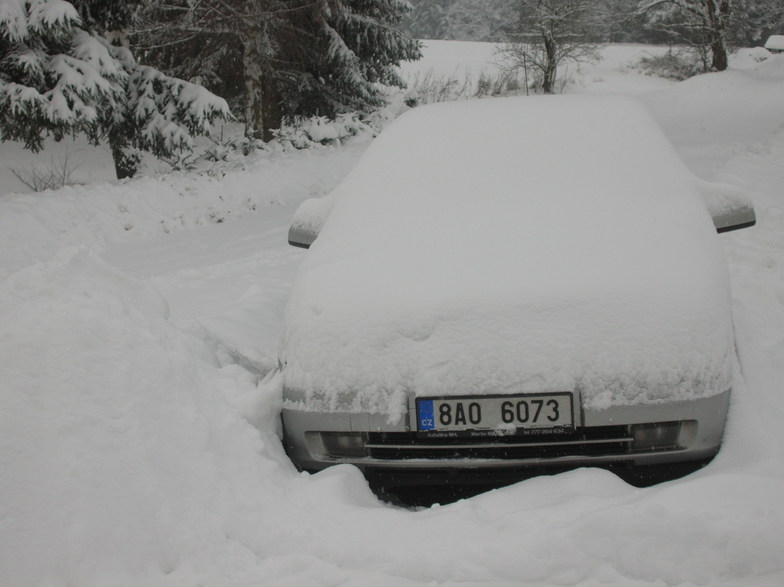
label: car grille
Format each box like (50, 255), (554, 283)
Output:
(360, 426), (634, 461)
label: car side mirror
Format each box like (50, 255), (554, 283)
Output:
(699, 182), (756, 233)
(287, 194), (336, 249)
(288, 222), (318, 249)
(712, 201), (756, 233)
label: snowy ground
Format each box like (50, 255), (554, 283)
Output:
(2, 41), (784, 586)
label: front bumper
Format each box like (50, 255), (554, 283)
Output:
(281, 389), (730, 474)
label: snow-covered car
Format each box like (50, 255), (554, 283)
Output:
(764, 35), (784, 53)
(279, 96), (755, 488)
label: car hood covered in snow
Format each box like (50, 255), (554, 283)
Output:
(281, 96), (735, 418)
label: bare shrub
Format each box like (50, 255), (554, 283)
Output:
(9, 152), (82, 192)
(405, 70), (474, 106)
(475, 70), (524, 97)
(636, 48), (704, 81)
(499, 0), (603, 94)
(405, 68), (526, 107)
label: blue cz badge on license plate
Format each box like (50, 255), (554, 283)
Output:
(417, 399), (435, 430)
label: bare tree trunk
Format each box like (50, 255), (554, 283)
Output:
(542, 31), (558, 93)
(242, 33), (265, 140)
(705, 0), (731, 71)
(109, 136), (140, 180)
(241, 23), (284, 142)
(261, 74), (282, 142)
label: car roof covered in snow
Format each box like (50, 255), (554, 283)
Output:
(282, 96), (734, 418)
(765, 35), (784, 51)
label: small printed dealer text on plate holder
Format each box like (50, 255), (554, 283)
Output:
(415, 393), (575, 437)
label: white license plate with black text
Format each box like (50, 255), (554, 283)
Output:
(416, 393), (574, 433)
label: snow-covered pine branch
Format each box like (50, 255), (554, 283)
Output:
(127, 64), (231, 156)
(0, 0), (232, 178)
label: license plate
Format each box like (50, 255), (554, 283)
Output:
(416, 393), (574, 433)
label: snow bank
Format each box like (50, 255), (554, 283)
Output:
(1, 245), (778, 587)
(283, 95), (734, 414)
(0, 247), (294, 586)
(640, 54), (784, 177)
(2, 245), (781, 587)
(0, 144), (365, 278)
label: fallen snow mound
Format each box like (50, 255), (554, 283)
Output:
(0, 247), (301, 586)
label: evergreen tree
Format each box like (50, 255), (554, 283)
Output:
(135, 0), (421, 142)
(282, 0), (422, 121)
(731, 0), (784, 46)
(136, 0), (286, 142)
(0, 0), (231, 179)
(594, 0), (651, 43)
(402, 0), (517, 42)
(402, 0), (452, 40)
(71, 0), (141, 33)
(441, 0), (516, 42)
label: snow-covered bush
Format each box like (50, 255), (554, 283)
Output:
(274, 114), (377, 149)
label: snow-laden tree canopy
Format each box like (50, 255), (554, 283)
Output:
(136, 0), (421, 142)
(0, 0), (231, 178)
